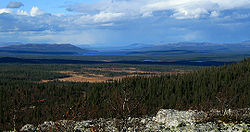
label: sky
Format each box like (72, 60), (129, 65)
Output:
(0, 0), (250, 46)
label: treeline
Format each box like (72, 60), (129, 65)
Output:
(0, 59), (249, 131)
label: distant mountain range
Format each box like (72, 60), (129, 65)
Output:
(122, 42), (250, 51)
(0, 42), (249, 59)
(0, 44), (93, 55)
(118, 42), (250, 56)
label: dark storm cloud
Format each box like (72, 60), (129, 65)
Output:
(7, 1), (24, 8)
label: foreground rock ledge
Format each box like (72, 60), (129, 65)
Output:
(19, 109), (250, 132)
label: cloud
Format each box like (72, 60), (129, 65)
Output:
(30, 6), (44, 16)
(65, 0), (250, 20)
(0, 8), (12, 14)
(210, 11), (219, 17)
(15, 6), (44, 16)
(171, 8), (209, 19)
(1, 0), (250, 44)
(0, 12), (66, 32)
(16, 10), (29, 16)
(93, 12), (124, 22)
(1, 6), (44, 17)
(7, 1), (24, 8)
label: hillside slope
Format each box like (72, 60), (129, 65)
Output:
(0, 44), (91, 54)
(0, 58), (249, 131)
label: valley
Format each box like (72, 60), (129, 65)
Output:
(0, 58), (249, 131)
(0, 43), (249, 131)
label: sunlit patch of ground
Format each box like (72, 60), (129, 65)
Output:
(41, 67), (186, 83)
(81, 67), (159, 74)
(41, 71), (139, 83)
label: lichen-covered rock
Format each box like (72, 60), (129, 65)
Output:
(20, 124), (35, 132)
(54, 120), (76, 131)
(36, 121), (55, 131)
(74, 120), (93, 132)
(19, 109), (250, 132)
(153, 109), (200, 127)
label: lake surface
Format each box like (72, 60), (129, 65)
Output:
(76, 52), (129, 55)
(0, 57), (234, 66)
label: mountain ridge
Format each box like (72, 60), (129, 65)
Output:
(0, 44), (93, 55)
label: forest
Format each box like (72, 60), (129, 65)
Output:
(0, 58), (249, 131)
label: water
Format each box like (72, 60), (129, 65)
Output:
(144, 60), (176, 62)
(0, 57), (234, 66)
(189, 61), (204, 63)
(76, 52), (128, 56)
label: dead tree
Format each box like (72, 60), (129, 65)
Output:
(105, 85), (144, 131)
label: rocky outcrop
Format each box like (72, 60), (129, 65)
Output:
(153, 109), (207, 127)
(20, 109), (250, 132)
